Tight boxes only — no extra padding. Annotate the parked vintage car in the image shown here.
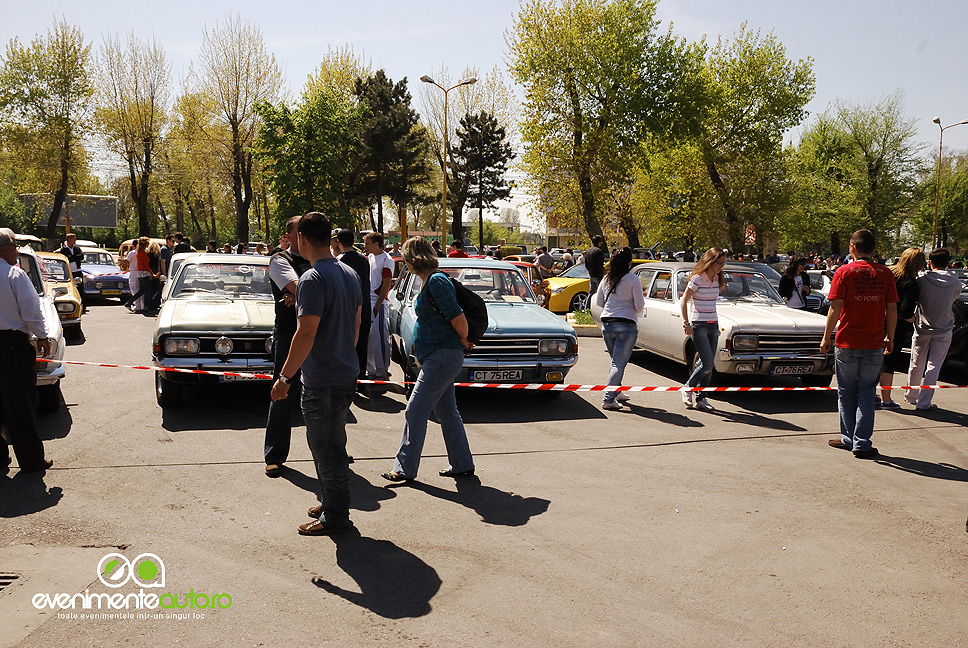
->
[80,247,130,300]
[506,260,550,307]
[731,261,826,313]
[36,251,83,339]
[388,258,579,390]
[117,238,168,271]
[546,263,591,313]
[151,254,274,407]
[17,246,67,411]
[591,262,835,386]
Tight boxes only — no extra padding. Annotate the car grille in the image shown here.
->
[804,294,823,311]
[177,334,271,358]
[748,333,824,353]
[468,337,543,358]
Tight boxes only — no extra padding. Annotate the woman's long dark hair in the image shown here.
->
[605,247,633,297]
[784,256,807,279]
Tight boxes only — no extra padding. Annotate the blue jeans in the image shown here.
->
[301,381,356,529]
[686,321,720,391]
[835,347,883,451]
[393,347,474,478]
[264,331,301,464]
[602,320,637,404]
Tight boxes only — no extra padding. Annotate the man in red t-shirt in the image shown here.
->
[447,240,469,258]
[820,229,898,459]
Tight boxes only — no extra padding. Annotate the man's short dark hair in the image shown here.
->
[591,235,604,246]
[285,215,301,235]
[451,239,464,250]
[337,229,355,247]
[298,212,333,246]
[850,229,875,255]
[174,231,185,241]
[166,234,175,242]
[929,247,951,269]
[364,232,385,248]
[208,239,216,248]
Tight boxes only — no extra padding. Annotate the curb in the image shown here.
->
[566,314,602,338]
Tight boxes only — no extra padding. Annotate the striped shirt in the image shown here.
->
[686,272,720,322]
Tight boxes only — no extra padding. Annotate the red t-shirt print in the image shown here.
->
[828,260,899,349]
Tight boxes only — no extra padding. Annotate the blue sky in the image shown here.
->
[3,0,967,221]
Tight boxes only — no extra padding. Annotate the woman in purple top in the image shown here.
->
[679,247,726,411]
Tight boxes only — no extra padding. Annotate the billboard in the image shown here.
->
[19,194,119,229]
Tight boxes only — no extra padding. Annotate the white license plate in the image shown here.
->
[771,365,813,376]
[222,373,264,382]
[470,370,522,382]
[102,290,121,295]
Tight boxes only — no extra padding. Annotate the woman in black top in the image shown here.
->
[878,248,924,408]
[778,257,810,309]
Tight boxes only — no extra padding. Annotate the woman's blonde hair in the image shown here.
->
[689,247,727,289]
[148,242,160,255]
[890,247,925,280]
[401,237,439,273]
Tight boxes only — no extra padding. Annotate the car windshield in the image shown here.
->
[675,270,783,304]
[83,252,114,265]
[424,267,537,303]
[559,263,589,279]
[172,261,272,300]
[41,257,70,281]
[17,252,45,294]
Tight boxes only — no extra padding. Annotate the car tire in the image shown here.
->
[37,382,62,413]
[155,372,182,407]
[569,292,588,312]
[801,374,834,388]
[65,324,81,341]
[686,346,720,386]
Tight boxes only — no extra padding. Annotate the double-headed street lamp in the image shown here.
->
[420,74,477,243]
[931,116,968,249]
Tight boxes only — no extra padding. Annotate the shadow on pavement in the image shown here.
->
[873,456,968,482]
[896,406,968,426]
[623,403,705,427]
[457,389,605,423]
[311,527,440,618]
[410,476,550,526]
[352,386,406,414]
[37,404,74,441]
[282,468,397,512]
[161,383,270,431]
[0,471,63,517]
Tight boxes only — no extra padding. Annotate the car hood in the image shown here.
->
[485,303,576,336]
[546,276,587,289]
[717,301,827,331]
[157,298,275,332]
[83,264,125,277]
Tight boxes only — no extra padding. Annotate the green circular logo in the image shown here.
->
[137,559,158,581]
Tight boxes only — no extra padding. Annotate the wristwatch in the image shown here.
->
[278,374,292,384]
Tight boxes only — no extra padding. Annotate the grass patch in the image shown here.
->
[572,309,596,326]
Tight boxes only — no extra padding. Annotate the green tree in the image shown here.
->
[698,24,815,252]
[0,19,94,239]
[449,111,515,248]
[96,33,171,237]
[912,154,968,253]
[507,0,703,240]
[193,14,285,244]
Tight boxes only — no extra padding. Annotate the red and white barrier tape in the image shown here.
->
[36,358,965,392]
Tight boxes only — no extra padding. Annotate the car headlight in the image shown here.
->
[551,287,566,294]
[265,336,273,354]
[55,302,75,313]
[95,282,103,289]
[215,336,234,355]
[539,339,569,355]
[732,334,758,351]
[164,337,200,355]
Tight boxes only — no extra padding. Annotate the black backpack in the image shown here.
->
[426,273,489,344]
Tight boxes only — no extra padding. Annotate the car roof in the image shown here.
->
[438,258,518,270]
[36,251,68,260]
[179,253,270,264]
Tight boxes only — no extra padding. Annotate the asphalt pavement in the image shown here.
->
[2,300,967,647]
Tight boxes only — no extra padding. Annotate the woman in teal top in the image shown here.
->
[383,237,476,482]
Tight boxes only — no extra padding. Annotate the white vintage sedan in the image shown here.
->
[17,246,67,411]
[592,262,835,386]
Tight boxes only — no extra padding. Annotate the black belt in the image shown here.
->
[601,317,636,325]
[0,329,29,340]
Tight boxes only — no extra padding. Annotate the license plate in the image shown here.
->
[470,370,522,382]
[222,373,264,382]
[771,365,813,376]
[102,290,121,295]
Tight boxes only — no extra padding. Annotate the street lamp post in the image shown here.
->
[932,117,968,249]
[421,74,477,244]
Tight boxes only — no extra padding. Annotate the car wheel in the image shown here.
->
[686,346,720,387]
[569,292,588,312]
[155,371,182,407]
[65,324,81,341]
[37,382,62,413]
[390,337,402,365]
[801,374,834,388]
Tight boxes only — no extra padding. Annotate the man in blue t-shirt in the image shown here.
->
[271,212,362,536]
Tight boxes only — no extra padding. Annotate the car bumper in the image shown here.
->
[154,357,273,383]
[36,362,66,386]
[458,356,578,383]
[716,350,835,376]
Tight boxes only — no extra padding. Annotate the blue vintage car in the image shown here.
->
[80,247,130,299]
[388,258,579,390]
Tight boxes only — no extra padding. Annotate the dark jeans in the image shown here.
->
[302,381,356,529]
[0,330,46,468]
[125,276,149,308]
[264,331,301,464]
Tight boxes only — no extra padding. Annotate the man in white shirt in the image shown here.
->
[364,232,395,380]
[0,228,53,472]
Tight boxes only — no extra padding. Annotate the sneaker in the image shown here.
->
[602,401,623,411]
[694,398,714,412]
[615,393,631,402]
[853,447,879,459]
[916,403,938,411]
[879,400,901,410]
[681,390,694,409]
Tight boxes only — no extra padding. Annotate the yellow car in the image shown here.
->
[37,251,83,339]
[547,260,656,313]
